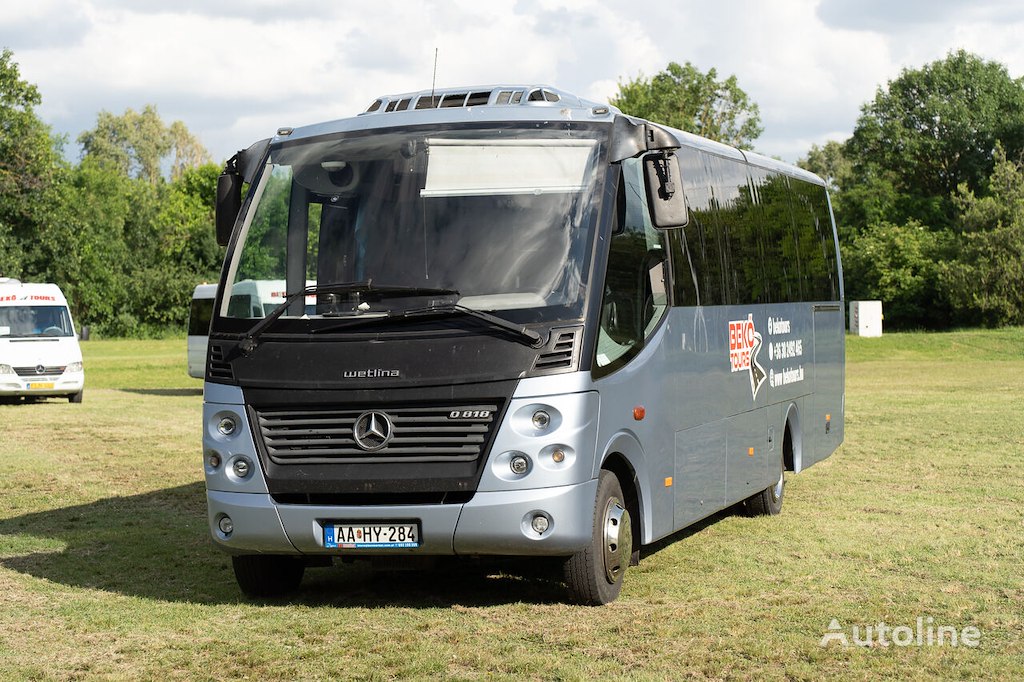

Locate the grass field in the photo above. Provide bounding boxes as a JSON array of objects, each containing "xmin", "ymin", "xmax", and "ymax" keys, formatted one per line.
[{"xmin": 1, "ymin": 331, "xmax": 1022, "ymax": 680}]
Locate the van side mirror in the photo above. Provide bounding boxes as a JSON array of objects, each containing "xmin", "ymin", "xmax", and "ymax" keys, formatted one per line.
[
  {"xmin": 216, "ymin": 171, "xmax": 242, "ymax": 247},
  {"xmin": 643, "ymin": 152, "xmax": 688, "ymax": 228}
]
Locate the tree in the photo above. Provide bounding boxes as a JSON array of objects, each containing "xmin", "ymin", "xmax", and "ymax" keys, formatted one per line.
[
  {"xmin": 78, "ymin": 105, "xmax": 211, "ymax": 184},
  {"xmin": 611, "ymin": 62, "xmax": 763, "ymax": 148},
  {"xmin": 842, "ymin": 220, "xmax": 953, "ymax": 329},
  {"xmin": 0, "ymin": 49, "xmax": 64, "ymax": 277},
  {"xmin": 941, "ymin": 144, "xmax": 1024, "ymax": 326},
  {"xmin": 845, "ymin": 50, "xmax": 1024, "ymax": 227}
]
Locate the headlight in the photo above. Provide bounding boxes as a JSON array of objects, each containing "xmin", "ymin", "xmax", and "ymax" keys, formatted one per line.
[
  {"xmin": 0, "ymin": 364, "xmax": 13, "ymax": 375},
  {"xmin": 66, "ymin": 362, "xmax": 83, "ymax": 373}
]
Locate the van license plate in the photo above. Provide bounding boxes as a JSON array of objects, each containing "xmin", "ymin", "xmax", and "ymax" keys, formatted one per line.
[
  {"xmin": 27, "ymin": 382, "xmax": 54, "ymax": 390},
  {"xmin": 325, "ymin": 523, "xmax": 420, "ymax": 549}
]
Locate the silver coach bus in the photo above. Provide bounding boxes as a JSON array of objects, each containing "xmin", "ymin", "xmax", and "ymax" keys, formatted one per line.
[{"xmin": 206, "ymin": 85, "xmax": 844, "ymax": 604}]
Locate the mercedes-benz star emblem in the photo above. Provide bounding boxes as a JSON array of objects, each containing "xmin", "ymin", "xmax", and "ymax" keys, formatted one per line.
[
  {"xmin": 35, "ymin": 365, "xmax": 45, "ymax": 375},
  {"xmin": 353, "ymin": 411, "xmax": 393, "ymax": 452}
]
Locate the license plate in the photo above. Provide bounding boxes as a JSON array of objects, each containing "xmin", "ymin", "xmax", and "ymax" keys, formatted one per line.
[
  {"xmin": 324, "ymin": 522, "xmax": 420, "ymax": 549},
  {"xmin": 27, "ymin": 382, "xmax": 54, "ymax": 390}
]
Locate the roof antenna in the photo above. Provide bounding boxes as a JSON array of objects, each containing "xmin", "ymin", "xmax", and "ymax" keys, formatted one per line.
[{"xmin": 431, "ymin": 48, "xmax": 438, "ymax": 105}]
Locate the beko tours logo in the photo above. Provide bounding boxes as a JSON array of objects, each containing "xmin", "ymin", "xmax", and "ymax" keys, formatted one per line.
[{"xmin": 728, "ymin": 313, "xmax": 766, "ymax": 399}]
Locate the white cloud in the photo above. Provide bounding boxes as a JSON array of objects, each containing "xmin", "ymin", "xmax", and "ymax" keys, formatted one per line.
[{"xmin": 6, "ymin": 0, "xmax": 1024, "ymax": 164}]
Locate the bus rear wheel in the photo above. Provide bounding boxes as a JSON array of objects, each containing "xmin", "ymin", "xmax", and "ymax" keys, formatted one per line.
[
  {"xmin": 744, "ymin": 464, "xmax": 784, "ymax": 516},
  {"xmin": 231, "ymin": 554, "xmax": 305, "ymax": 598},
  {"xmin": 564, "ymin": 470, "xmax": 632, "ymax": 605}
]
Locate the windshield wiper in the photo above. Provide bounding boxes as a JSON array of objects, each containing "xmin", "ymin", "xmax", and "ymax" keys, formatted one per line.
[
  {"xmin": 312, "ymin": 302, "xmax": 545, "ymax": 348},
  {"xmin": 238, "ymin": 280, "xmax": 459, "ymax": 355}
]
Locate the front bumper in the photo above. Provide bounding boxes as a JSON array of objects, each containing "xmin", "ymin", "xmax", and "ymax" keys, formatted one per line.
[
  {"xmin": 208, "ymin": 478, "xmax": 598, "ymax": 558},
  {"xmin": 0, "ymin": 372, "xmax": 84, "ymax": 397}
]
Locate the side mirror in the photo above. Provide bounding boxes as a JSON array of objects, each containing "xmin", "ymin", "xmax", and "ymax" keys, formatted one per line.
[
  {"xmin": 215, "ymin": 138, "xmax": 271, "ymax": 247},
  {"xmin": 643, "ymin": 152, "xmax": 688, "ymax": 228},
  {"xmin": 215, "ymin": 171, "xmax": 242, "ymax": 247}
]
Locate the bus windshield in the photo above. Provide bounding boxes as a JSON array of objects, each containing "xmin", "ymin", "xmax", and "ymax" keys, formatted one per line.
[
  {"xmin": 0, "ymin": 305, "xmax": 74, "ymax": 338},
  {"xmin": 222, "ymin": 123, "xmax": 607, "ymax": 327}
]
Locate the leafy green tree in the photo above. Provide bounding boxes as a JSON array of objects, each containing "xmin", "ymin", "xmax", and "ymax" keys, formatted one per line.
[
  {"xmin": 799, "ymin": 140, "xmax": 852, "ymax": 195},
  {"xmin": 78, "ymin": 105, "xmax": 211, "ymax": 184},
  {"xmin": 842, "ymin": 220, "xmax": 953, "ymax": 329},
  {"xmin": 941, "ymin": 145, "xmax": 1024, "ymax": 326},
  {"xmin": 611, "ymin": 61, "xmax": 763, "ymax": 148},
  {"xmin": 845, "ymin": 49, "xmax": 1024, "ymax": 227},
  {"xmin": 0, "ymin": 49, "xmax": 64, "ymax": 278}
]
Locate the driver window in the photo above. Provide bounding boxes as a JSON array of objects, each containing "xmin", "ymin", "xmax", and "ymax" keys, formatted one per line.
[{"xmin": 595, "ymin": 158, "xmax": 670, "ymax": 370}]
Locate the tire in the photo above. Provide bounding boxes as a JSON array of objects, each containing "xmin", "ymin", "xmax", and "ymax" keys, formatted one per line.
[
  {"xmin": 231, "ymin": 554, "xmax": 305, "ymax": 598},
  {"xmin": 564, "ymin": 470, "xmax": 633, "ymax": 605},
  {"xmin": 744, "ymin": 463, "xmax": 784, "ymax": 517},
  {"xmin": 68, "ymin": 391, "xmax": 83, "ymax": 404}
]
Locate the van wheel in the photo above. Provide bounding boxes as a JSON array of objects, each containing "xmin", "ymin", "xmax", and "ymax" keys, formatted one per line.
[
  {"xmin": 69, "ymin": 391, "xmax": 83, "ymax": 404},
  {"xmin": 231, "ymin": 555, "xmax": 305, "ymax": 597},
  {"xmin": 744, "ymin": 465, "xmax": 784, "ymax": 516},
  {"xmin": 563, "ymin": 470, "xmax": 632, "ymax": 605}
]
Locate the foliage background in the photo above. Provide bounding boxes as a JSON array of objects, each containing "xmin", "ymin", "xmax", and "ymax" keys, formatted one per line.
[
  {"xmin": 3, "ymin": 49, "xmax": 1024, "ymax": 333},
  {"xmin": 0, "ymin": 49, "xmax": 221, "ymax": 338}
]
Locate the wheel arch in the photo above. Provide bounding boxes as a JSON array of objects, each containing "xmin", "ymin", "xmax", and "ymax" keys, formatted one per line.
[
  {"xmin": 598, "ymin": 432, "xmax": 647, "ymax": 554},
  {"xmin": 783, "ymin": 402, "xmax": 803, "ymax": 473}
]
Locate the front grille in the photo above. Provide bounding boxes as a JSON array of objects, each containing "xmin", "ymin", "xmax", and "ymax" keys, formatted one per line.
[
  {"xmin": 14, "ymin": 366, "xmax": 65, "ymax": 377},
  {"xmin": 254, "ymin": 403, "xmax": 501, "ymax": 465}
]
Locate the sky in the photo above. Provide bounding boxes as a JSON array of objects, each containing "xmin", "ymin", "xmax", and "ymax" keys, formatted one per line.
[{"xmin": 5, "ymin": 0, "xmax": 1024, "ymax": 166}]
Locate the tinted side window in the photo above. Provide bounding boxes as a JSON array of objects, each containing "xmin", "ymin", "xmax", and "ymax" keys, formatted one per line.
[
  {"xmin": 676, "ymin": 148, "xmax": 724, "ymax": 305},
  {"xmin": 789, "ymin": 180, "xmax": 840, "ymax": 301},
  {"xmin": 188, "ymin": 298, "xmax": 214, "ymax": 335},
  {"xmin": 595, "ymin": 160, "xmax": 669, "ymax": 374},
  {"xmin": 751, "ymin": 168, "xmax": 801, "ymax": 303}
]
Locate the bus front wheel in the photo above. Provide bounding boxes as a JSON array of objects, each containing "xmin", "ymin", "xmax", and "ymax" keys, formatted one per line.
[{"xmin": 564, "ymin": 470, "xmax": 632, "ymax": 605}]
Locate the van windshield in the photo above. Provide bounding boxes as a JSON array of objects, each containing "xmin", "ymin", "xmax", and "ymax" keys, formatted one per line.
[
  {"xmin": 0, "ymin": 306, "xmax": 74, "ymax": 338},
  {"xmin": 221, "ymin": 122, "xmax": 607, "ymax": 328}
]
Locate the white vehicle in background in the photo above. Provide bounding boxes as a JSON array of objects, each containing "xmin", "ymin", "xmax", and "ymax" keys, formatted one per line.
[
  {"xmin": 188, "ymin": 284, "xmax": 217, "ymax": 378},
  {"xmin": 189, "ymin": 281, "xmax": 315, "ymax": 378},
  {"xmin": 224, "ymin": 279, "xmax": 316, "ymax": 319},
  {"xmin": 0, "ymin": 278, "xmax": 85, "ymax": 403}
]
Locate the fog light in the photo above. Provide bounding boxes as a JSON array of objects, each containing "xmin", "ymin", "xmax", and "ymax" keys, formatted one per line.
[
  {"xmin": 510, "ymin": 454, "xmax": 529, "ymax": 475},
  {"xmin": 531, "ymin": 410, "xmax": 550, "ymax": 430},
  {"xmin": 232, "ymin": 457, "xmax": 252, "ymax": 478},
  {"xmin": 531, "ymin": 515, "xmax": 549, "ymax": 534},
  {"xmin": 217, "ymin": 416, "xmax": 237, "ymax": 436},
  {"xmin": 218, "ymin": 516, "xmax": 234, "ymax": 535},
  {"xmin": 551, "ymin": 449, "xmax": 566, "ymax": 464},
  {"xmin": 207, "ymin": 452, "xmax": 222, "ymax": 469}
]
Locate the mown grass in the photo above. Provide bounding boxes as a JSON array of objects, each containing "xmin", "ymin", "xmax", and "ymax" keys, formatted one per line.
[{"xmin": 0, "ymin": 332, "xmax": 1021, "ymax": 680}]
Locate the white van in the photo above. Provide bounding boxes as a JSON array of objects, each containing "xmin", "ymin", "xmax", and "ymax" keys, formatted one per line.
[
  {"xmin": 189, "ymin": 281, "xmax": 315, "ymax": 378},
  {"xmin": 187, "ymin": 283, "xmax": 217, "ymax": 378},
  {"xmin": 224, "ymin": 279, "xmax": 316, "ymax": 319},
  {"xmin": 0, "ymin": 279, "xmax": 85, "ymax": 402}
]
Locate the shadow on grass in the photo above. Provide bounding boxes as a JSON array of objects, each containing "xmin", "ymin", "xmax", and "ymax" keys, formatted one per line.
[
  {"xmin": 639, "ymin": 507, "xmax": 739, "ymax": 561},
  {"xmin": 118, "ymin": 388, "xmax": 203, "ymax": 397},
  {"xmin": 0, "ymin": 483, "xmax": 571, "ymax": 607}
]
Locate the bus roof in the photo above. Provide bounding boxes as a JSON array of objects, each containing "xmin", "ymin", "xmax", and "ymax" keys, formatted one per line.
[{"xmin": 269, "ymin": 84, "xmax": 825, "ymax": 189}]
